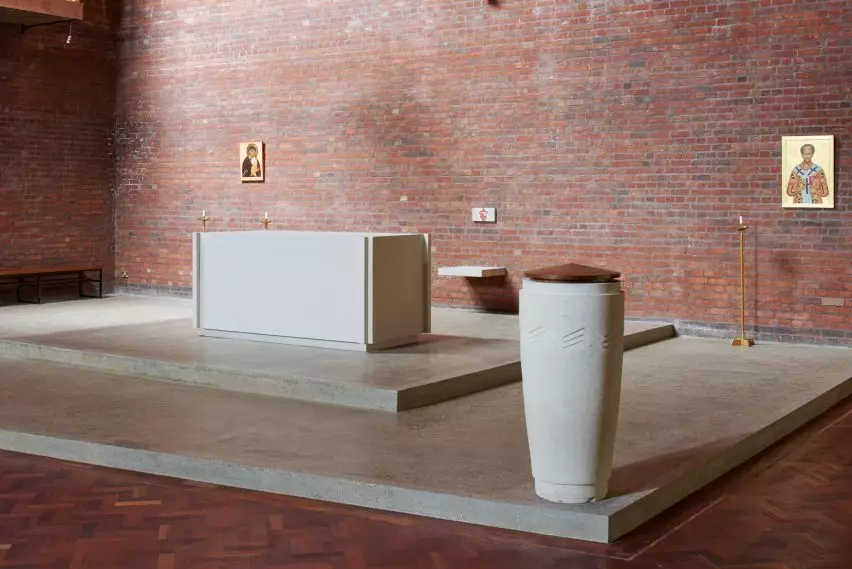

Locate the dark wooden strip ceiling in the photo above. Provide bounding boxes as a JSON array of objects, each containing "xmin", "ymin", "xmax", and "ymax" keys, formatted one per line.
[{"xmin": 0, "ymin": 0, "xmax": 83, "ymax": 27}]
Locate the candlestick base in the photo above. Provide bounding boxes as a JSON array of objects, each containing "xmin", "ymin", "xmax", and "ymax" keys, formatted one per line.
[{"xmin": 732, "ymin": 337, "xmax": 755, "ymax": 347}]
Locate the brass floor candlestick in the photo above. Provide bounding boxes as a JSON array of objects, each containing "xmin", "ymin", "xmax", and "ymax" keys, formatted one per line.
[
  {"xmin": 261, "ymin": 212, "xmax": 271, "ymax": 230},
  {"xmin": 732, "ymin": 219, "xmax": 754, "ymax": 347},
  {"xmin": 199, "ymin": 211, "xmax": 210, "ymax": 232}
]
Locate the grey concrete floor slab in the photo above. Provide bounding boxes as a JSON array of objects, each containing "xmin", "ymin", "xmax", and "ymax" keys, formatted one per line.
[
  {"xmin": 0, "ymin": 296, "xmax": 672, "ymax": 411},
  {"xmin": 0, "ymin": 337, "xmax": 849, "ymax": 542}
]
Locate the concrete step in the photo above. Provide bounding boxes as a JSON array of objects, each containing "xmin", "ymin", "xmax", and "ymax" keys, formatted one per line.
[
  {"xmin": 0, "ymin": 337, "xmax": 849, "ymax": 543},
  {"xmin": 0, "ymin": 298, "xmax": 674, "ymax": 412}
]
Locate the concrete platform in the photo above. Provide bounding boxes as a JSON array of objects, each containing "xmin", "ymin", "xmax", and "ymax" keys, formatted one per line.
[
  {"xmin": 0, "ymin": 337, "xmax": 850, "ymax": 542},
  {"xmin": 0, "ymin": 296, "xmax": 673, "ymax": 411}
]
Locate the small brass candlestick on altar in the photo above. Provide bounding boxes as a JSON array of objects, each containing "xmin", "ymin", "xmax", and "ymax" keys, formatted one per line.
[
  {"xmin": 198, "ymin": 210, "xmax": 210, "ymax": 232},
  {"xmin": 732, "ymin": 215, "xmax": 755, "ymax": 347},
  {"xmin": 261, "ymin": 211, "xmax": 271, "ymax": 230}
]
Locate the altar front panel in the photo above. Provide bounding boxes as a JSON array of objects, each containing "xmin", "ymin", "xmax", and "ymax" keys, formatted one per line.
[{"xmin": 195, "ymin": 231, "xmax": 367, "ymax": 344}]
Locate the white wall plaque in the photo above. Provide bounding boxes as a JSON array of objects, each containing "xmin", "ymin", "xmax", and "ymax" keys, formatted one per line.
[{"xmin": 472, "ymin": 207, "xmax": 496, "ymax": 223}]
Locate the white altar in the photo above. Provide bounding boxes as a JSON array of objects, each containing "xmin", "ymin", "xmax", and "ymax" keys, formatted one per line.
[{"xmin": 192, "ymin": 230, "xmax": 431, "ymax": 351}]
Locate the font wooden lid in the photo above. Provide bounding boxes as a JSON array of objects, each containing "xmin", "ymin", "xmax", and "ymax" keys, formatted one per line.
[{"xmin": 523, "ymin": 263, "xmax": 621, "ymax": 283}]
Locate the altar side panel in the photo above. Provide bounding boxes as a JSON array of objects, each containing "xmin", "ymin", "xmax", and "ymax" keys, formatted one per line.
[
  {"xmin": 369, "ymin": 235, "xmax": 428, "ymax": 344},
  {"xmin": 198, "ymin": 232, "xmax": 366, "ymax": 343},
  {"xmin": 192, "ymin": 232, "xmax": 201, "ymax": 328}
]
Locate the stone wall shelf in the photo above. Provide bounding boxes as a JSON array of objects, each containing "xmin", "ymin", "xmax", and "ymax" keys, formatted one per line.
[
  {"xmin": 437, "ymin": 266, "xmax": 507, "ymax": 278},
  {"xmin": 0, "ymin": 0, "xmax": 83, "ymax": 27}
]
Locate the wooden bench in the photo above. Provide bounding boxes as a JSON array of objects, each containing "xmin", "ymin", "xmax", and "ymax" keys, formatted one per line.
[{"xmin": 0, "ymin": 265, "xmax": 103, "ymax": 304}]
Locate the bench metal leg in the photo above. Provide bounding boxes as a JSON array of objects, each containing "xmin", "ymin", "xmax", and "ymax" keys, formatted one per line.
[
  {"xmin": 79, "ymin": 270, "xmax": 104, "ymax": 299},
  {"xmin": 16, "ymin": 279, "xmax": 39, "ymax": 304},
  {"xmin": 36, "ymin": 274, "xmax": 41, "ymax": 304}
]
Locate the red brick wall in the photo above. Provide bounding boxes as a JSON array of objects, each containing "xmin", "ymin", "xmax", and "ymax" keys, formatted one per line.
[
  {"xmin": 114, "ymin": 0, "xmax": 852, "ymax": 344},
  {"xmin": 0, "ymin": 1, "xmax": 116, "ymax": 280}
]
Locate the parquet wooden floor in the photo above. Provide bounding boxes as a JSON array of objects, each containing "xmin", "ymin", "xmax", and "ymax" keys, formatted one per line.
[{"xmin": 1, "ymin": 396, "xmax": 851, "ymax": 568}]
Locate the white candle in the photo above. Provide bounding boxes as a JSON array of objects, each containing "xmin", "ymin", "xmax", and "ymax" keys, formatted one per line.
[
  {"xmin": 739, "ymin": 215, "xmax": 743, "ymax": 225},
  {"xmin": 202, "ymin": 210, "xmax": 206, "ymax": 217},
  {"xmin": 264, "ymin": 211, "xmax": 268, "ymax": 219}
]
